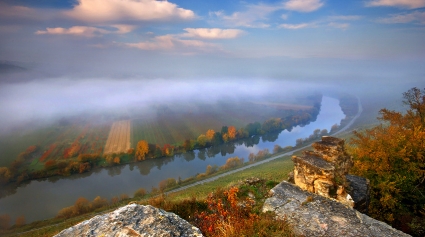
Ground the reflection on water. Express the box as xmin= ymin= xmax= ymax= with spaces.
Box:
xmin=0 ymin=96 xmax=345 ymax=223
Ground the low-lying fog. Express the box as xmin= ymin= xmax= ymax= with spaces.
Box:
xmin=0 ymin=78 xmax=327 ymax=134
xmin=0 ymin=58 xmax=423 ymax=136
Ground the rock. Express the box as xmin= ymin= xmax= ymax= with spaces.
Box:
xmin=291 ymin=136 xmax=355 ymax=207
xmin=346 ymin=174 xmax=370 ymax=214
xmin=263 ymin=181 xmax=410 ymax=237
xmin=54 ymin=204 xmax=204 ymax=237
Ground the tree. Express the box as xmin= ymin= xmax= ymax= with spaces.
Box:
xmin=183 ymin=139 xmax=192 ymax=151
xmin=245 ymin=122 xmax=261 ymax=136
xmin=330 ymin=123 xmax=339 ymax=133
xmin=221 ymin=126 xmax=228 ymax=134
xmin=136 ymin=140 xmax=149 ymax=160
xmin=350 ymin=87 xmax=425 ymax=234
xmin=91 ymin=196 xmax=108 ymax=210
xmin=134 ymin=188 xmax=146 ymax=198
xmin=206 ymin=129 xmax=215 ymax=141
xmin=211 ymin=132 xmax=223 ymax=145
xmin=73 ymin=197 xmax=90 ymax=215
xmin=227 ymin=126 xmax=237 ymax=140
xmin=197 ymin=134 xmax=207 ymax=147
xmin=113 ymin=157 xmax=120 ymax=164
xmin=402 ymin=87 xmax=425 ymax=124
xmin=295 ymin=138 xmax=303 ymax=147
xmin=313 ymin=128 xmax=321 ymax=138
xmin=320 ymin=129 xmax=328 ymax=136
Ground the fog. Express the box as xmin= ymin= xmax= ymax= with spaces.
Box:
xmin=0 ymin=77 xmax=325 ymax=134
xmin=0 ymin=56 xmax=423 ymax=135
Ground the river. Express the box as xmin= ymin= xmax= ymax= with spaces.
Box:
xmin=0 ymin=96 xmax=345 ymax=223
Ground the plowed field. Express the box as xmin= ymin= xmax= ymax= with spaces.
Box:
xmin=104 ymin=120 xmax=131 ymax=155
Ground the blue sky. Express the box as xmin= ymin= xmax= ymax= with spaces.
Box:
xmin=0 ymin=0 xmax=424 ymax=79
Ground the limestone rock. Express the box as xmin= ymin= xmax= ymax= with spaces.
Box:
xmin=54 ymin=204 xmax=203 ymax=237
xmin=263 ymin=181 xmax=410 ymax=237
xmin=291 ymin=136 xmax=354 ymax=207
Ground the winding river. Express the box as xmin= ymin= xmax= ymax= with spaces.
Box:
xmin=0 ymin=96 xmax=345 ymax=223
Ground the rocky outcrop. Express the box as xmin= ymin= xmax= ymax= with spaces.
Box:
xmin=263 ymin=181 xmax=410 ymax=237
xmin=54 ymin=204 xmax=203 ymax=237
xmin=346 ymin=174 xmax=370 ymax=213
xmin=290 ymin=136 xmax=357 ymax=207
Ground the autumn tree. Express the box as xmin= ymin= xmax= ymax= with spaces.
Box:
xmin=227 ymin=126 xmax=237 ymax=140
xmin=136 ymin=140 xmax=149 ymax=160
xmin=205 ymin=129 xmax=215 ymax=142
xmin=73 ymin=197 xmax=90 ymax=215
xmin=162 ymin=144 xmax=174 ymax=157
xmin=91 ymin=196 xmax=108 ymax=210
xmin=349 ymin=87 xmax=425 ymax=235
xmin=113 ymin=157 xmax=120 ymax=164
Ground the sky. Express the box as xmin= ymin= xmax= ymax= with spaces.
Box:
xmin=0 ymin=0 xmax=424 ymax=79
xmin=0 ymin=0 xmax=424 ymax=131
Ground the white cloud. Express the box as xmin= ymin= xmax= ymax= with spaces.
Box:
xmin=328 ymin=22 xmax=350 ymax=30
xmin=366 ymin=0 xmax=425 ymax=9
xmin=377 ymin=11 xmax=425 ymax=24
xmin=279 ymin=23 xmax=311 ymax=29
xmin=182 ymin=28 xmax=244 ymax=39
xmin=35 ymin=25 xmax=136 ymax=37
xmin=210 ymin=4 xmax=280 ymax=28
xmin=284 ymin=0 xmax=324 ymax=12
xmin=124 ymin=35 xmax=219 ymax=52
xmin=65 ymin=0 xmax=195 ymax=23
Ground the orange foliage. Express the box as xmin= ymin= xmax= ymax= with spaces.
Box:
xmin=206 ymin=129 xmax=215 ymax=141
xmin=195 ymin=187 xmax=257 ymax=236
xmin=78 ymin=162 xmax=91 ymax=173
xmin=113 ymin=157 xmax=120 ymax=164
xmin=227 ymin=126 xmax=237 ymax=140
xmin=136 ymin=140 xmax=149 ymax=160
xmin=221 ymin=156 xmax=244 ymax=170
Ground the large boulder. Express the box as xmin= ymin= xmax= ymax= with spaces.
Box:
xmin=55 ymin=204 xmax=203 ymax=237
xmin=263 ymin=181 xmax=410 ymax=237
